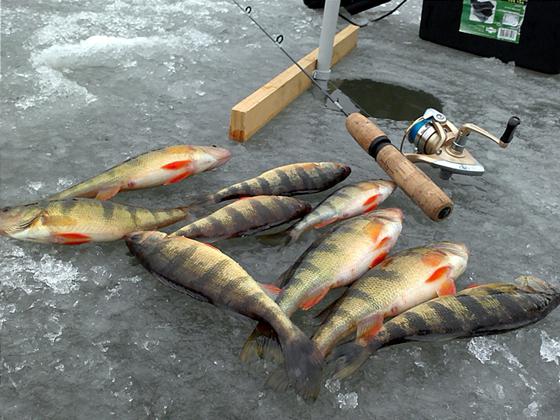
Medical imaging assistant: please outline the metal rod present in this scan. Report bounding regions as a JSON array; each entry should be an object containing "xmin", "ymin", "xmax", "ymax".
[{"xmin": 315, "ymin": 0, "xmax": 341, "ymax": 89}]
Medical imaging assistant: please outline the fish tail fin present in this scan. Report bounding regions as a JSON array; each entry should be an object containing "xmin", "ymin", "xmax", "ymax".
[
  {"xmin": 256, "ymin": 231, "xmax": 290, "ymax": 247},
  {"xmin": 270, "ymin": 326, "xmax": 324, "ymax": 401},
  {"xmin": 189, "ymin": 193, "xmax": 217, "ymax": 206},
  {"xmin": 240, "ymin": 322, "xmax": 283, "ymax": 363},
  {"xmin": 327, "ymin": 340, "xmax": 381, "ymax": 380},
  {"xmin": 286, "ymin": 226, "xmax": 303, "ymax": 244}
]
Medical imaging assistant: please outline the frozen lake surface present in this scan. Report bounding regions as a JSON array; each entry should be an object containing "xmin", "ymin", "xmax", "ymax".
[{"xmin": 1, "ymin": 0, "xmax": 559, "ymax": 418}]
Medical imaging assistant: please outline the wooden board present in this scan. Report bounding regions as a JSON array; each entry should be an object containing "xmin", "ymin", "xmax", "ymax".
[{"xmin": 229, "ymin": 24, "xmax": 359, "ymax": 142}]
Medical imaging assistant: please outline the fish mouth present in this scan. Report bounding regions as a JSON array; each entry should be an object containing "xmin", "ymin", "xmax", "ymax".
[
  {"xmin": 432, "ymin": 241, "xmax": 469, "ymax": 257},
  {"xmin": 370, "ymin": 207, "xmax": 404, "ymax": 222},
  {"xmin": 378, "ymin": 179, "xmax": 397, "ymax": 193},
  {"xmin": 339, "ymin": 164, "xmax": 352, "ymax": 178},
  {"xmin": 208, "ymin": 146, "xmax": 232, "ymax": 167},
  {"xmin": 125, "ymin": 230, "xmax": 167, "ymax": 245},
  {"xmin": 515, "ymin": 275, "xmax": 560, "ymax": 295}
]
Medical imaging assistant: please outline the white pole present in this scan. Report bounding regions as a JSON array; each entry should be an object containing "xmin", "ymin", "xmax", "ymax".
[{"xmin": 314, "ymin": 0, "xmax": 341, "ymax": 88}]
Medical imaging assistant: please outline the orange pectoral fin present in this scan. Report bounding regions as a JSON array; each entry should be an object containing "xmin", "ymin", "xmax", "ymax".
[
  {"xmin": 95, "ymin": 186, "xmax": 121, "ymax": 201},
  {"xmin": 260, "ymin": 284, "xmax": 282, "ymax": 300},
  {"xmin": 164, "ymin": 171, "xmax": 192, "ymax": 185},
  {"xmin": 363, "ymin": 194, "xmax": 381, "ymax": 212},
  {"xmin": 437, "ymin": 278, "xmax": 457, "ymax": 297},
  {"xmin": 369, "ymin": 251, "xmax": 388, "ymax": 268},
  {"xmin": 299, "ymin": 288, "xmax": 330, "ymax": 311},
  {"xmin": 356, "ymin": 313, "xmax": 384, "ymax": 346},
  {"xmin": 54, "ymin": 232, "xmax": 92, "ymax": 245},
  {"xmin": 161, "ymin": 160, "xmax": 192, "ymax": 170},
  {"xmin": 426, "ymin": 266, "xmax": 451, "ymax": 283}
]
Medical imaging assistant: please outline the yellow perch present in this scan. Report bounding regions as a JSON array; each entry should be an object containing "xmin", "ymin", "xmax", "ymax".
[
  {"xmin": 329, "ymin": 276, "xmax": 560, "ymax": 380},
  {"xmin": 203, "ymin": 162, "xmax": 351, "ymax": 204},
  {"xmin": 288, "ymin": 180, "xmax": 396, "ymax": 242},
  {"xmin": 49, "ymin": 145, "xmax": 231, "ymax": 201},
  {"xmin": 171, "ymin": 196, "xmax": 311, "ymax": 242},
  {"xmin": 241, "ymin": 208, "xmax": 403, "ymax": 362},
  {"xmin": 125, "ymin": 232, "xmax": 323, "ymax": 400},
  {"xmin": 312, "ymin": 242, "xmax": 469, "ymax": 359},
  {"xmin": 0, "ymin": 198, "xmax": 191, "ymax": 244}
]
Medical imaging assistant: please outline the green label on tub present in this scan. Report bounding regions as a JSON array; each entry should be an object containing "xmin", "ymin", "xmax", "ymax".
[{"xmin": 459, "ymin": 0, "xmax": 527, "ymax": 44}]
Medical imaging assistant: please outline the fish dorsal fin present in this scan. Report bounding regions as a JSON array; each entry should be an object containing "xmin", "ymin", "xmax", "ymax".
[{"xmin": 152, "ymin": 273, "xmax": 210, "ymax": 303}]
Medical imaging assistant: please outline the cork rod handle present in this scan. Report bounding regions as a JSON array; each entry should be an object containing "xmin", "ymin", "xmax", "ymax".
[{"xmin": 346, "ymin": 113, "xmax": 453, "ymax": 221}]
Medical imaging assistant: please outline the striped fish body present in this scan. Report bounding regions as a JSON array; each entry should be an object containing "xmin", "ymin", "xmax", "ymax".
[
  {"xmin": 206, "ymin": 162, "xmax": 351, "ymax": 203},
  {"xmin": 289, "ymin": 180, "xmax": 396, "ymax": 242},
  {"xmin": 379, "ymin": 278, "xmax": 560, "ymax": 345},
  {"xmin": 49, "ymin": 145, "xmax": 231, "ymax": 201},
  {"xmin": 125, "ymin": 232, "xmax": 323, "ymax": 400},
  {"xmin": 172, "ymin": 196, "xmax": 311, "ymax": 242},
  {"xmin": 277, "ymin": 208, "xmax": 404, "ymax": 316},
  {"xmin": 312, "ymin": 242, "xmax": 469, "ymax": 358},
  {"xmin": 329, "ymin": 276, "xmax": 560, "ymax": 379},
  {"xmin": 0, "ymin": 199, "xmax": 189, "ymax": 244}
]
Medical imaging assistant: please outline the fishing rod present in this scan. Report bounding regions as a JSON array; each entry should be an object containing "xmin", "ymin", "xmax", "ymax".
[
  {"xmin": 229, "ymin": 0, "xmax": 454, "ymax": 221},
  {"xmin": 230, "ymin": 0, "xmax": 352, "ymax": 117}
]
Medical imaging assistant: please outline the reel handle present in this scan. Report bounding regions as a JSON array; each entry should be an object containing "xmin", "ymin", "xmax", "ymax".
[
  {"xmin": 500, "ymin": 116, "xmax": 521, "ymax": 145},
  {"xmin": 346, "ymin": 113, "xmax": 454, "ymax": 221}
]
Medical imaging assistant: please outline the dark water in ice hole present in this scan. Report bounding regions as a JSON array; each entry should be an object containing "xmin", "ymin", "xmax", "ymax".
[{"xmin": 332, "ymin": 79, "xmax": 444, "ymax": 121}]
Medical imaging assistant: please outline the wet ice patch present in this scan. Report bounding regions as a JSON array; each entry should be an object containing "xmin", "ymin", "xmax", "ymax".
[
  {"xmin": 336, "ymin": 392, "xmax": 358, "ymax": 410},
  {"xmin": 325, "ymin": 378, "xmax": 341, "ymax": 393},
  {"xmin": 34, "ymin": 255, "xmax": 80, "ymax": 294},
  {"xmin": 467, "ymin": 337, "xmax": 522, "ymax": 368},
  {"xmin": 540, "ymin": 331, "xmax": 560, "ymax": 365},
  {"xmin": 523, "ymin": 401, "xmax": 540, "ymax": 417},
  {"xmin": 0, "ymin": 243, "xmax": 81, "ymax": 294}
]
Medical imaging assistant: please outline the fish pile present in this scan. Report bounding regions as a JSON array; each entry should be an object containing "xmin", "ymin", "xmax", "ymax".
[{"xmin": 2, "ymin": 144, "xmax": 558, "ymax": 401}]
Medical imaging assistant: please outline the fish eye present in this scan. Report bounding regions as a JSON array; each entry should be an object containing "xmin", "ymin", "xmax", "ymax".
[
  {"xmin": 211, "ymin": 144, "xmax": 217, "ymax": 148},
  {"xmin": 1, "ymin": 207, "xmax": 10, "ymax": 212}
]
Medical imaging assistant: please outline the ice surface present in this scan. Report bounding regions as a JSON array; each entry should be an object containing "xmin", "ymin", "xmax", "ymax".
[
  {"xmin": 1, "ymin": 0, "xmax": 560, "ymax": 418},
  {"xmin": 540, "ymin": 331, "xmax": 560, "ymax": 366}
]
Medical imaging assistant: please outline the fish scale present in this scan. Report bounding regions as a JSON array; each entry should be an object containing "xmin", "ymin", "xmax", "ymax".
[
  {"xmin": 0, "ymin": 198, "xmax": 190, "ymax": 244},
  {"xmin": 172, "ymin": 196, "xmax": 311, "ymax": 241},
  {"xmin": 329, "ymin": 276, "xmax": 560, "ymax": 379},
  {"xmin": 288, "ymin": 180, "xmax": 396, "ymax": 242},
  {"xmin": 205, "ymin": 162, "xmax": 351, "ymax": 203},
  {"xmin": 49, "ymin": 144, "xmax": 231, "ymax": 201},
  {"xmin": 281, "ymin": 208, "xmax": 403, "ymax": 315},
  {"xmin": 240, "ymin": 208, "xmax": 403, "ymax": 361},
  {"xmin": 125, "ymin": 232, "xmax": 324, "ymax": 400},
  {"xmin": 312, "ymin": 242, "xmax": 469, "ymax": 358}
]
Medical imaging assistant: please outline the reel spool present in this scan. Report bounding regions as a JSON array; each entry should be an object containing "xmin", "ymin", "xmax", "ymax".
[{"xmin": 403, "ymin": 108, "xmax": 520, "ymax": 179}]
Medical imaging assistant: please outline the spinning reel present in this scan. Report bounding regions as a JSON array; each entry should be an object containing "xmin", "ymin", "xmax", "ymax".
[{"xmin": 402, "ymin": 109, "xmax": 520, "ymax": 179}]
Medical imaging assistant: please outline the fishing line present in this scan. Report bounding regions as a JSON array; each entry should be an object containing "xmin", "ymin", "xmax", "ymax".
[
  {"xmin": 372, "ymin": 0, "xmax": 409, "ymax": 22},
  {"xmin": 229, "ymin": 0, "xmax": 410, "ymax": 118},
  {"xmin": 230, "ymin": 0, "xmax": 352, "ymax": 117}
]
